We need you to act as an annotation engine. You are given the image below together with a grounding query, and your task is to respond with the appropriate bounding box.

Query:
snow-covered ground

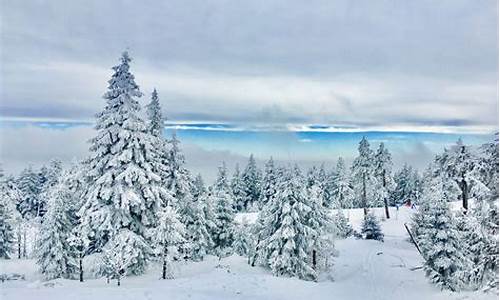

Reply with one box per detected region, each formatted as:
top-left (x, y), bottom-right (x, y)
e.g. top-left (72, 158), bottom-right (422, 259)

top-left (1, 205), bottom-right (496, 300)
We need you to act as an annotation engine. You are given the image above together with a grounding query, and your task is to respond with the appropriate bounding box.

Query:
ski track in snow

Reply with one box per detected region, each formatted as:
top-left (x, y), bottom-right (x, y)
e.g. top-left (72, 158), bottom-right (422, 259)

top-left (1, 205), bottom-right (497, 300)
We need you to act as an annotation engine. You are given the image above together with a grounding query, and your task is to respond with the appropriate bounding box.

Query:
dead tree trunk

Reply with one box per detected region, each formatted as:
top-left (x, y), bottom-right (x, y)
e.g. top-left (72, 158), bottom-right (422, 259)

top-left (404, 223), bottom-right (423, 258)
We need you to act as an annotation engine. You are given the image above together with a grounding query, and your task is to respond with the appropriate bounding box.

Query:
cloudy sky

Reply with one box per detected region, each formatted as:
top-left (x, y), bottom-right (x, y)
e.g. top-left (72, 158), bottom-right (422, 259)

top-left (0, 0), bottom-right (498, 179)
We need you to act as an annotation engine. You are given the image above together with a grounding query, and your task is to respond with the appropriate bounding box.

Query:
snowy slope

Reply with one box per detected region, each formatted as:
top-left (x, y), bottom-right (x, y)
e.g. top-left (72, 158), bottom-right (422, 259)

top-left (1, 205), bottom-right (496, 300)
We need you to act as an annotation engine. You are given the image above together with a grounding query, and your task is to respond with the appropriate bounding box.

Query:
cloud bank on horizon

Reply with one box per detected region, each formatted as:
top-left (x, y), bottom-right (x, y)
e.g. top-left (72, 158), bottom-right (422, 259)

top-left (1, 0), bottom-right (498, 133)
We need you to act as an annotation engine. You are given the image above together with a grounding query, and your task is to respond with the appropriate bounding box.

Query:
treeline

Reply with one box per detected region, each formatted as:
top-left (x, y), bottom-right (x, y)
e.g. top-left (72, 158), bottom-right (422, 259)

top-left (0, 52), bottom-right (497, 291)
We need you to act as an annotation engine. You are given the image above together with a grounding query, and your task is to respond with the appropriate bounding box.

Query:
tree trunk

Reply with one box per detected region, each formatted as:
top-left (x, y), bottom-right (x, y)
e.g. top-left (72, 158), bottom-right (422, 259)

top-left (312, 249), bottom-right (317, 270)
top-left (79, 256), bottom-right (83, 282)
top-left (162, 258), bottom-right (167, 280)
top-left (17, 231), bottom-right (21, 259)
top-left (461, 179), bottom-right (468, 213)
top-left (383, 170), bottom-right (390, 219)
top-left (362, 173), bottom-right (368, 217)
top-left (22, 229), bottom-right (27, 258)
top-left (117, 277), bottom-right (120, 286)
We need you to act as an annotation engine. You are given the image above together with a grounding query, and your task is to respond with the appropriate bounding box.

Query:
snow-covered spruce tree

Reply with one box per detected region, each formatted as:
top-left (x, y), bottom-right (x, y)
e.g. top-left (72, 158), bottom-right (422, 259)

top-left (231, 164), bottom-right (246, 212)
top-left (0, 181), bottom-right (15, 259)
top-left (351, 137), bottom-right (375, 216)
top-left (333, 210), bottom-right (353, 239)
top-left (191, 173), bottom-right (207, 202)
top-left (79, 52), bottom-right (166, 275)
top-left (241, 154), bottom-right (261, 211)
top-left (188, 199), bottom-right (213, 261)
top-left (417, 176), bottom-right (465, 291)
top-left (390, 164), bottom-right (417, 206)
top-left (211, 162), bottom-right (236, 258)
top-left (330, 157), bottom-right (354, 211)
top-left (263, 166), bottom-right (316, 280)
top-left (165, 133), bottom-right (195, 230)
top-left (146, 88), bottom-right (164, 138)
top-left (101, 229), bottom-right (152, 286)
top-left (374, 143), bottom-right (393, 219)
top-left (306, 183), bottom-right (335, 273)
top-left (36, 174), bottom-right (78, 280)
top-left (258, 157), bottom-right (278, 210)
top-left (435, 139), bottom-right (477, 212)
top-left (152, 206), bottom-right (185, 279)
top-left (16, 166), bottom-right (43, 219)
top-left (232, 218), bottom-right (253, 257)
top-left (457, 174), bottom-right (498, 290)
top-left (360, 213), bottom-right (384, 242)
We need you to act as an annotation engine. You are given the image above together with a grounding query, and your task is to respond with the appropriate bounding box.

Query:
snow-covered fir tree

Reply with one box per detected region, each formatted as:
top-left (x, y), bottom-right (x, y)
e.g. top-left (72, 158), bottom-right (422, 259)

top-left (188, 199), bottom-right (213, 261)
top-left (145, 88), bottom-right (164, 137)
top-left (374, 143), bottom-right (393, 219)
top-left (306, 183), bottom-right (335, 273)
top-left (260, 166), bottom-right (317, 280)
top-left (191, 173), bottom-right (206, 202)
top-left (351, 137), bottom-right (375, 216)
top-left (231, 164), bottom-right (246, 212)
top-left (435, 139), bottom-right (477, 212)
top-left (145, 89), bottom-right (170, 181)
top-left (165, 133), bottom-right (196, 239)
top-left (232, 218), bottom-right (253, 257)
top-left (360, 213), bottom-right (384, 242)
top-left (258, 157), bottom-right (278, 210)
top-left (101, 229), bottom-right (152, 286)
top-left (79, 52), bottom-right (167, 275)
top-left (390, 164), bottom-right (422, 206)
top-left (0, 178), bottom-right (15, 259)
top-left (241, 154), bottom-right (261, 211)
top-left (36, 174), bottom-right (78, 280)
top-left (16, 166), bottom-right (43, 219)
top-left (330, 157), bottom-right (354, 211)
top-left (211, 162), bottom-right (236, 257)
top-left (417, 175), bottom-right (464, 291)
top-left (333, 210), bottom-right (353, 239)
top-left (152, 206), bottom-right (185, 279)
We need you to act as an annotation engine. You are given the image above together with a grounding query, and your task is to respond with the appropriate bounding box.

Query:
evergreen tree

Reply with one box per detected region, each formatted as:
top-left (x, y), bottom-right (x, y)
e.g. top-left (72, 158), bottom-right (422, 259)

top-left (241, 154), bottom-right (261, 211)
top-left (390, 164), bottom-right (422, 206)
top-left (261, 166), bottom-right (316, 280)
top-left (16, 166), bottom-right (43, 219)
top-left (374, 143), bottom-right (393, 219)
top-left (417, 175), bottom-right (463, 291)
top-left (211, 162), bottom-right (236, 257)
top-left (330, 158), bottom-right (354, 210)
top-left (436, 139), bottom-right (477, 212)
top-left (233, 218), bottom-right (252, 257)
top-left (360, 213), bottom-right (384, 242)
top-left (145, 88), bottom-right (164, 137)
top-left (79, 52), bottom-right (166, 275)
top-left (306, 183), bottom-right (335, 272)
top-left (191, 174), bottom-right (206, 202)
top-left (351, 137), bottom-right (375, 216)
top-left (36, 175), bottom-right (78, 280)
top-left (258, 157), bottom-right (278, 210)
top-left (0, 181), bottom-right (15, 259)
top-left (231, 164), bottom-right (246, 212)
top-left (152, 206), bottom-right (185, 279)
top-left (333, 210), bottom-right (353, 239)
top-left (188, 200), bottom-right (213, 261)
